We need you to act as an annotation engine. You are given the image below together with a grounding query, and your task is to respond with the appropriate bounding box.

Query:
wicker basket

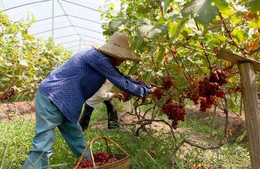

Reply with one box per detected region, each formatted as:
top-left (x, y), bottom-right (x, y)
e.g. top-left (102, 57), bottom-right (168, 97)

top-left (74, 136), bottom-right (130, 169)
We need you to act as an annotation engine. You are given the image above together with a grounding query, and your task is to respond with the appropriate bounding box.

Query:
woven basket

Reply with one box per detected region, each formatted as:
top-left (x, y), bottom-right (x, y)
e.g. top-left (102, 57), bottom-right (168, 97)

top-left (74, 136), bottom-right (130, 169)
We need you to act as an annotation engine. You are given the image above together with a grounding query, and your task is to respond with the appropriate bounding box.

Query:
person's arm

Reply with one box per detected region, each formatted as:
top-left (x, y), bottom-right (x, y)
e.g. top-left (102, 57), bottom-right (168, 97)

top-left (113, 67), bottom-right (148, 87)
top-left (95, 91), bottom-right (115, 100)
top-left (89, 57), bottom-right (152, 98)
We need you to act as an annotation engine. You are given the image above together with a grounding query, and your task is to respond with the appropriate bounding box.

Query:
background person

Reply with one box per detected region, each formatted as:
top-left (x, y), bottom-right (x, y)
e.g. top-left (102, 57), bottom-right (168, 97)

top-left (79, 80), bottom-right (122, 130)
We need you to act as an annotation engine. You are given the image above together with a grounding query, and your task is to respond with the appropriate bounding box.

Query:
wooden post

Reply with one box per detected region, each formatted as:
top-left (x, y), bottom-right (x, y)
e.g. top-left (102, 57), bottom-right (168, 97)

top-left (216, 49), bottom-right (260, 169)
top-left (238, 63), bottom-right (260, 169)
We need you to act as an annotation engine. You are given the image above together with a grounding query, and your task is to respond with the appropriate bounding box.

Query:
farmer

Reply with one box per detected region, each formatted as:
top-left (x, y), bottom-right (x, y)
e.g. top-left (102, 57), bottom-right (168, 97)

top-left (22, 32), bottom-right (158, 169)
top-left (79, 80), bottom-right (121, 130)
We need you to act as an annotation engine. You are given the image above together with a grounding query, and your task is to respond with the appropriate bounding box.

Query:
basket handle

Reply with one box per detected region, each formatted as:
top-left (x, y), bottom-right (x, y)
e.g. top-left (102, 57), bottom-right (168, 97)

top-left (74, 136), bottom-right (128, 169)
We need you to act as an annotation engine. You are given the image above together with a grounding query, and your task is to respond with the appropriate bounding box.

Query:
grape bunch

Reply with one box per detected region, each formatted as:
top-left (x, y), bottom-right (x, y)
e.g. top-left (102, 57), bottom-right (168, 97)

top-left (77, 152), bottom-right (118, 169)
top-left (120, 91), bottom-right (131, 102)
top-left (186, 86), bottom-right (200, 105)
top-left (152, 76), bottom-right (174, 100)
top-left (162, 76), bottom-right (174, 90)
top-left (77, 159), bottom-right (93, 168)
top-left (152, 87), bottom-right (165, 100)
top-left (0, 88), bottom-right (15, 102)
top-left (162, 99), bottom-right (186, 129)
top-left (198, 70), bottom-right (227, 112)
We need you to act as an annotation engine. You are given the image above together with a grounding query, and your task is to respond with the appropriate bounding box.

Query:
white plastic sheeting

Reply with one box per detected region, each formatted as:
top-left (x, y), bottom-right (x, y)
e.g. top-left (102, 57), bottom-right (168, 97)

top-left (0, 0), bottom-right (112, 53)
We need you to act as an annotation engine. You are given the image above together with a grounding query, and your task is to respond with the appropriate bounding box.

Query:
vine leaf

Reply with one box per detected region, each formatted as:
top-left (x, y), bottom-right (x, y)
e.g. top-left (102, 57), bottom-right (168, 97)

top-left (19, 60), bottom-right (29, 67)
top-left (212, 0), bottom-right (228, 11)
top-left (181, 0), bottom-right (219, 25)
top-left (249, 0), bottom-right (260, 13)
top-left (163, 0), bottom-right (171, 11)
top-left (139, 23), bottom-right (168, 39)
top-left (109, 19), bottom-right (124, 31)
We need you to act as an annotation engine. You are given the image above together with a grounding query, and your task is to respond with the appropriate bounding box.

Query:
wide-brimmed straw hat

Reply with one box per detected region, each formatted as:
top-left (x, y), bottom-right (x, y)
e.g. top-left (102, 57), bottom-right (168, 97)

top-left (92, 32), bottom-right (141, 62)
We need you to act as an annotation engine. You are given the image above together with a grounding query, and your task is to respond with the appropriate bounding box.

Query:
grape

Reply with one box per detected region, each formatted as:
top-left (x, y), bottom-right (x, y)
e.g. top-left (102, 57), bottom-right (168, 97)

top-left (153, 88), bottom-right (165, 100)
top-left (197, 69), bottom-right (227, 113)
top-left (162, 100), bottom-right (186, 129)
top-left (162, 76), bottom-right (174, 90)
top-left (0, 88), bottom-right (15, 102)
top-left (76, 152), bottom-right (118, 168)
top-left (171, 50), bottom-right (177, 56)
top-left (120, 91), bottom-right (131, 102)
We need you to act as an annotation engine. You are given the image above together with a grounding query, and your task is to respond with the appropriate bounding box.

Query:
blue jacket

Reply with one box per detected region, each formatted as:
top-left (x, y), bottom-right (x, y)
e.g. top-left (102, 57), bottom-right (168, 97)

top-left (39, 48), bottom-right (151, 123)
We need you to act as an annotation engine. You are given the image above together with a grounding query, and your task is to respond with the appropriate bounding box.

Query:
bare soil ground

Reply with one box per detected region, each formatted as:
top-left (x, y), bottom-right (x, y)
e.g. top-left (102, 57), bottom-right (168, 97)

top-left (0, 101), bottom-right (246, 142)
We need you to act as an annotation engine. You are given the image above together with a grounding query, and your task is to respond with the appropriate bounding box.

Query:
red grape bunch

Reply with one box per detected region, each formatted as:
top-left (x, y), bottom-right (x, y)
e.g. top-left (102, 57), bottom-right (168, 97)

top-left (76, 152), bottom-right (118, 169)
top-left (0, 88), bottom-right (15, 102)
top-left (162, 98), bottom-right (186, 129)
top-left (77, 159), bottom-right (93, 168)
top-left (162, 76), bottom-right (174, 90)
top-left (198, 70), bottom-right (227, 112)
top-left (152, 76), bottom-right (174, 100)
top-left (119, 91), bottom-right (131, 102)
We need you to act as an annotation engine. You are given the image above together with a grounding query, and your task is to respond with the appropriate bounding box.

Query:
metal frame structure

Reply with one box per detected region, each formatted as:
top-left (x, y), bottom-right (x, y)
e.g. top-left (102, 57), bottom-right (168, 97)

top-left (2, 0), bottom-right (106, 53)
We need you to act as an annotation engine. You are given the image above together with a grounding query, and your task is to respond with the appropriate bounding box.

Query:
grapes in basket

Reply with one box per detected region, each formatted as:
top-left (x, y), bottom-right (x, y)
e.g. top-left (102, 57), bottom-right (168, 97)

top-left (77, 152), bottom-right (118, 168)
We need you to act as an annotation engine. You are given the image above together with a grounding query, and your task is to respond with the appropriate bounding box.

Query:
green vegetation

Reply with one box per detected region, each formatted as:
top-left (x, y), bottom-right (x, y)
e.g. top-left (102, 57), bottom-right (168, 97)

top-left (0, 11), bottom-right (72, 102)
top-left (0, 104), bottom-right (250, 169)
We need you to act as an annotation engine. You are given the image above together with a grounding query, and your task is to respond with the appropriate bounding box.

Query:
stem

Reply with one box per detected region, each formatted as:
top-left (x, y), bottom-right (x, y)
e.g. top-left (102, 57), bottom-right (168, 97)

top-left (210, 105), bottom-right (217, 137)
top-left (170, 98), bottom-right (229, 169)
top-left (195, 20), bottom-right (212, 70)
top-left (159, 0), bottom-right (164, 17)
top-left (219, 13), bottom-right (249, 55)
top-left (171, 52), bottom-right (194, 83)
top-left (163, 61), bottom-right (171, 77)
top-left (151, 52), bottom-right (158, 72)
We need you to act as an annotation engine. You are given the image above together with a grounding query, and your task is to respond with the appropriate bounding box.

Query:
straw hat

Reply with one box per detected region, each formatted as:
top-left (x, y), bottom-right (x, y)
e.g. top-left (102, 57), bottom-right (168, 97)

top-left (92, 32), bottom-right (141, 62)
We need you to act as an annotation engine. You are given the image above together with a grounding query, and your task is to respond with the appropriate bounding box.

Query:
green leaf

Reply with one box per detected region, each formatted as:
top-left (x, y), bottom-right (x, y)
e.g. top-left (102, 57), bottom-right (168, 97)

top-left (128, 64), bottom-right (138, 74)
top-left (19, 60), bottom-right (29, 67)
top-left (139, 24), bottom-right (168, 39)
top-left (248, 19), bottom-right (260, 29)
top-left (182, 0), bottom-right (219, 25)
top-left (142, 70), bottom-right (152, 81)
top-left (109, 19), bottom-right (124, 31)
top-left (157, 47), bottom-right (165, 63)
top-left (228, 98), bottom-right (237, 110)
top-left (212, 0), bottom-right (228, 11)
top-left (249, 0), bottom-right (260, 13)
top-left (157, 17), bottom-right (167, 25)
top-left (163, 0), bottom-right (171, 11)
top-left (24, 34), bottom-right (35, 41)
top-left (169, 18), bottom-right (187, 42)
top-left (231, 28), bottom-right (246, 43)
top-left (5, 62), bottom-right (13, 66)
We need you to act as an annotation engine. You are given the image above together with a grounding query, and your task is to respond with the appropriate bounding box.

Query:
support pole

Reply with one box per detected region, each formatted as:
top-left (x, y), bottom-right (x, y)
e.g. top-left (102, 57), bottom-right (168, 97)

top-left (52, 0), bottom-right (55, 38)
top-left (238, 62), bottom-right (260, 169)
top-left (79, 40), bottom-right (81, 51)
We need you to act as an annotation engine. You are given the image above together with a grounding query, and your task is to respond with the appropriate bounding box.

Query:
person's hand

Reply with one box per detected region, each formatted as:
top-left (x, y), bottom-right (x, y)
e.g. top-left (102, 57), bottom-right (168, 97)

top-left (151, 87), bottom-right (160, 93)
top-left (113, 93), bottom-right (124, 100)
top-left (151, 87), bottom-right (165, 100)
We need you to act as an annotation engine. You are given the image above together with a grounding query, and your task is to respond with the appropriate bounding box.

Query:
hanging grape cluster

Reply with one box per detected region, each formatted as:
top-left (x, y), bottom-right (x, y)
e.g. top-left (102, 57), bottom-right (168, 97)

top-left (159, 77), bottom-right (185, 129)
top-left (198, 70), bottom-right (227, 112)
top-left (162, 98), bottom-right (186, 129)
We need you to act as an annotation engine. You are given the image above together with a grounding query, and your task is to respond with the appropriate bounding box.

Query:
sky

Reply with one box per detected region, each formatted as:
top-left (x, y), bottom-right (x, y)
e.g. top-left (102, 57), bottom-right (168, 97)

top-left (0, 0), bottom-right (120, 53)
